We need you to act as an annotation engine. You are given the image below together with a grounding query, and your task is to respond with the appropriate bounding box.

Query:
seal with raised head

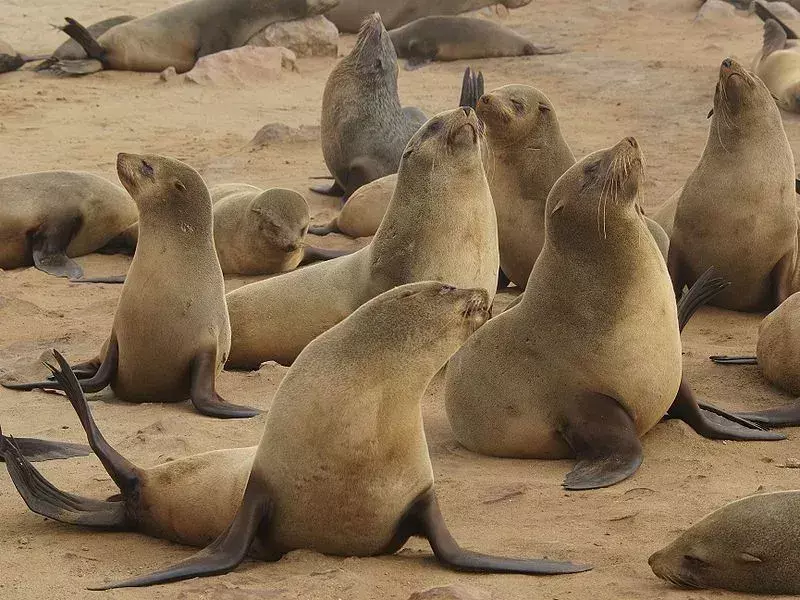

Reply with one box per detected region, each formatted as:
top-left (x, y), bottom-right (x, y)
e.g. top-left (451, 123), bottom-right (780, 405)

top-left (666, 58), bottom-right (797, 311)
top-left (389, 16), bottom-right (563, 69)
top-left (227, 106), bottom-right (498, 369)
top-left (52, 0), bottom-right (336, 74)
top-left (312, 12), bottom-right (427, 199)
top-left (476, 84), bottom-right (575, 290)
top-left (0, 171), bottom-right (137, 279)
top-left (2, 154), bottom-right (258, 419)
top-left (0, 285), bottom-right (590, 589)
top-left (650, 490), bottom-right (800, 594)
top-left (444, 138), bottom-right (782, 491)
top-left (752, 16), bottom-right (800, 112)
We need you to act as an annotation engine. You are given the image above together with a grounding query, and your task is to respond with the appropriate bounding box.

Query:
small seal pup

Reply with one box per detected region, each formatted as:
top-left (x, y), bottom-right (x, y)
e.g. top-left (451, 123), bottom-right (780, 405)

top-left (227, 106), bottom-right (498, 369)
top-left (389, 16), bottom-right (563, 69)
top-left (476, 84), bottom-right (575, 290)
top-left (0, 171), bottom-right (138, 279)
top-left (313, 12), bottom-right (427, 199)
top-left (0, 285), bottom-right (590, 589)
top-left (752, 17), bottom-right (800, 112)
top-left (650, 490), bottom-right (800, 594)
top-left (52, 0), bottom-right (337, 74)
top-left (666, 58), bottom-right (797, 311)
top-left (3, 154), bottom-right (258, 419)
top-left (444, 138), bottom-right (782, 491)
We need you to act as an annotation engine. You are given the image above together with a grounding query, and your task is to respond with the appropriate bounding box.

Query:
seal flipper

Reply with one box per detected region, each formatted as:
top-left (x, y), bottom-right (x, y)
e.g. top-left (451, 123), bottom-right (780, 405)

top-left (307, 220), bottom-right (341, 236)
top-left (90, 474), bottom-right (275, 590)
top-left (710, 355), bottom-right (758, 365)
top-left (309, 180), bottom-right (345, 197)
top-left (300, 246), bottom-right (351, 264)
top-left (190, 350), bottom-right (260, 419)
top-left (69, 275), bottom-right (127, 284)
top-left (754, 2), bottom-right (799, 40)
top-left (560, 392), bottom-right (643, 490)
top-left (9, 437), bottom-right (91, 462)
top-left (50, 59), bottom-right (103, 76)
top-left (60, 18), bottom-right (106, 62)
top-left (676, 267), bottom-right (728, 333)
top-left (762, 19), bottom-right (789, 59)
top-left (731, 404), bottom-right (800, 428)
top-left (30, 215), bottom-right (83, 279)
top-left (399, 490), bottom-right (591, 574)
top-left (342, 157), bottom-right (381, 200)
top-left (459, 67), bottom-right (484, 110)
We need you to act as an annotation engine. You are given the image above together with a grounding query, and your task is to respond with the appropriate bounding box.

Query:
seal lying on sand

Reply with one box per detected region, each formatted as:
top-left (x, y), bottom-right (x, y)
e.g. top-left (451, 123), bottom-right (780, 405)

top-left (34, 15), bottom-right (135, 71)
top-left (444, 138), bottom-right (782, 491)
top-left (2, 154), bottom-right (258, 419)
top-left (0, 285), bottom-right (590, 589)
top-left (52, 0), bottom-right (336, 74)
top-left (0, 171), bottom-right (137, 279)
top-left (389, 16), bottom-right (563, 69)
top-left (650, 490), bottom-right (800, 594)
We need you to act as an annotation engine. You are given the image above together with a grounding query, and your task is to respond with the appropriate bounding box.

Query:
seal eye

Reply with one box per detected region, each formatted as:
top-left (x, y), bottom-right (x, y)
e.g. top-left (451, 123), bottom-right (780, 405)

top-left (538, 102), bottom-right (551, 113)
top-left (683, 555), bottom-right (707, 568)
top-left (140, 161), bottom-right (154, 177)
top-left (428, 120), bottom-right (443, 133)
top-left (510, 99), bottom-right (525, 113)
top-left (174, 180), bottom-right (186, 193)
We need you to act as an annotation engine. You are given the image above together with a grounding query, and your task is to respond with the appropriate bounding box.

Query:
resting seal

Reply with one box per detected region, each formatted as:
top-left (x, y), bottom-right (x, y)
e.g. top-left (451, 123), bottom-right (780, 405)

top-left (753, 16), bottom-right (800, 112)
top-left (3, 154), bottom-right (258, 419)
top-left (0, 284), bottom-right (590, 589)
top-left (227, 106), bottom-right (498, 368)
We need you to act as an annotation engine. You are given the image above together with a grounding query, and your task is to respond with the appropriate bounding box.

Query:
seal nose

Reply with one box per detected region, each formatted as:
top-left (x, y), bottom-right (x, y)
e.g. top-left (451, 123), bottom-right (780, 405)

top-left (462, 106), bottom-right (472, 117)
top-left (721, 58), bottom-right (732, 69)
top-left (625, 136), bottom-right (638, 148)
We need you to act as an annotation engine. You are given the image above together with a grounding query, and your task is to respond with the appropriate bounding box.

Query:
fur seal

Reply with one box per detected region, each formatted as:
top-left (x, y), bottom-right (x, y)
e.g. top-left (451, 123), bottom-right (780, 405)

top-left (443, 138), bottom-right (782, 491)
top-left (313, 13), bottom-right (427, 199)
top-left (0, 39), bottom-right (25, 73)
top-left (326, 0), bottom-right (533, 33)
top-left (34, 15), bottom-right (136, 71)
top-left (227, 106), bottom-right (499, 369)
top-left (389, 16), bottom-right (563, 69)
top-left (666, 58), bottom-right (797, 311)
top-left (476, 84), bottom-right (575, 290)
top-left (0, 285), bottom-right (590, 589)
top-left (309, 173), bottom-right (397, 237)
top-left (752, 16), bottom-right (800, 112)
top-left (2, 154), bottom-right (258, 419)
top-left (53, 0), bottom-right (336, 74)
top-left (0, 171), bottom-right (137, 279)
top-left (650, 490), bottom-right (800, 594)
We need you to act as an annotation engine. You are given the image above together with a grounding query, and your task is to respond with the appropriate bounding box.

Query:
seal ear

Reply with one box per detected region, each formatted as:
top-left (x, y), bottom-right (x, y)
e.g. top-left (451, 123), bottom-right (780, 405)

top-left (174, 181), bottom-right (186, 192)
top-left (707, 108), bottom-right (714, 119)
top-left (739, 552), bottom-right (763, 563)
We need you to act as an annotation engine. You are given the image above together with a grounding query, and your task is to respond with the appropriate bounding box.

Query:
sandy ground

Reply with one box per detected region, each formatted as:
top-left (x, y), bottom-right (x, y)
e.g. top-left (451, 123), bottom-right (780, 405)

top-left (2, 0), bottom-right (800, 598)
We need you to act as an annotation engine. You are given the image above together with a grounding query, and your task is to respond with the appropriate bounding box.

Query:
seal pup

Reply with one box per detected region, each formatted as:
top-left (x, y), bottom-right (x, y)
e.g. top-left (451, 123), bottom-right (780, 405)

top-left (650, 490), bottom-right (800, 594)
top-left (34, 15), bottom-right (135, 71)
top-left (0, 171), bottom-right (138, 279)
top-left (0, 286), bottom-right (590, 589)
top-left (476, 84), bottom-right (575, 290)
top-left (313, 12), bottom-right (429, 199)
top-left (667, 58), bottom-right (797, 311)
top-left (227, 106), bottom-right (498, 369)
top-left (52, 0), bottom-right (337, 74)
top-left (3, 154), bottom-right (258, 419)
top-left (389, 16), bottom-right (563, 69)
top-left (752, 17), bottom-right (800, 112)
top-left (444, 138), bottom-right (782, 491)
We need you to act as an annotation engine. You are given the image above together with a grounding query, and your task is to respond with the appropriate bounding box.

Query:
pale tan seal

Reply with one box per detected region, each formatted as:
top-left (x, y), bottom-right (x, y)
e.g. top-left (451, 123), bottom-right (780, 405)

top-left (3, 154), bottom-right (258, 418)
top-left (227, 106), bottom-right (499, 369)
top-left (53, 0), bottom-right (336, 74)
top-left (309, 173), bottom-right (398, 237)
top-left (476, 84), bottom-right (575, 290)
top-left (0, 286), bottom-right (590, 589)
top-left (667, 58), bottom-right (797, 311)
top-left (650, 490), bottom-right (800, 594)
top-left (753, 16), bottom-right (800, 112)
top-left (0, 171), bottom-right (137, 279)
top-left (444, 138), bottom-right (782, 491)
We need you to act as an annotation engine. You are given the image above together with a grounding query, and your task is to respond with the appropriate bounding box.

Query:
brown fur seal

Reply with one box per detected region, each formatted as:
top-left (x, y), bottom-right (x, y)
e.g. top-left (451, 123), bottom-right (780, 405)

top-left (0, 286), bottom-right (590, 589)
top-left (476, 84), bottom-right (575, 290)
top-left (389, 16), bottom-right (563, 69)
top-left (327, 0), bottom-right (532, 33)
top-left (650, 490), bottom-right (800, 594)
top-left (667, 58), bottom-right (797, 311)
top-left (313, 13), bottom-right (427, 199)
top-left (53, 0), bottom-right (336, 74)
top-left (34, 15), bottom-right (136, 71)
top-left (0, 171), bottom-right (137, 279)
top-left (444, 138), bottom-right (782, 491)
top-left (227, 106), bottom-right (498, 369)
top-left (753, 16), bottom-right (800, 112)
top-left (2, 154), bottom-right (257, 419)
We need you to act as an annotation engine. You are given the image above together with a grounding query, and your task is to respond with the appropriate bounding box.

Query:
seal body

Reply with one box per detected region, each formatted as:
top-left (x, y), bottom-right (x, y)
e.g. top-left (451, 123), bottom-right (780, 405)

top-left (755, 291), bottom-right (800, 395)
top-left (650, 491), bottom-right (800, 594)
top-left (227, 107), bottom-right (498, 368)
top-left (667, 58), bottom-right (797, 311)
top-left (309, 173), bottom-right (397, 238)
top-left (0, 171), bottom-right (137, 275)
top-left (753, 18), bottom-right (800, 112)
top-left (476, 85), bottom-right (575, 289)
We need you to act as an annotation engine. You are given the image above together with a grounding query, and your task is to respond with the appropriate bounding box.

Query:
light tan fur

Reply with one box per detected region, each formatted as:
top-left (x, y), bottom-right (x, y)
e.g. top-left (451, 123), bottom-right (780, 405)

top-left (755, 291), bottom-right (800, 395)
top-left (312, 173), bottom-right (398, 238)
top-left (444, 138), bottom-right (682, 457)
top-left (651, 186), bottom-right (681, 238)
top-left (644, 215), bottom-right (670, 261)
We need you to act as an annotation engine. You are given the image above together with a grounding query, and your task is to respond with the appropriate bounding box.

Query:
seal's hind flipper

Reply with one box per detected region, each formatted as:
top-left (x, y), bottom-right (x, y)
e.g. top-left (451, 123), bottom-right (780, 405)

top-left (710, 355), bottom-right (758, 365)
top-left (762, 19), bottom-right (789, 59)
top-left (50, 58), bottom-right (103, 75)
top-left (676, 266), bottom-right (730, 332)
top-left (307, 220), bottom-right (339, 236)
top-left (189, 350), bottom-right (260, 419)
top-left (10, 437), bottom-right (90, 462)
top-left (561, 392), bottom-right (643, 490)
top-left (0, 432), bottom-right (127, 528)
top-left (459, 67), bottom-right (484, 110)
top-left (525, 44), bottom-right (568, 56)
top-left (400, 490), bottom-right (591, 574)
top-left (300, 246), bottom-right (351, 264)
top-left (69, 275), bottom-right (127, 284)
top-left (90, 474), bottom-right (275, 589)
top-left (754, 1), bottom-right (798, 39)
top-left (31, 216), bottom-right (83, 279)
top-left (309, 180), bottom-right (345, 197)
top-left (60, 18), bottom-right (106, 61)
top-left (729, 404), bottom-right (800, 428)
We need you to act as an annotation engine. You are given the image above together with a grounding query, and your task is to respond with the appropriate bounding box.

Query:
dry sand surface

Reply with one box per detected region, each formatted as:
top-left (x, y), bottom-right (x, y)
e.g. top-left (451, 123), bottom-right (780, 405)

top-left (1, 0), bottom-right (800, 598)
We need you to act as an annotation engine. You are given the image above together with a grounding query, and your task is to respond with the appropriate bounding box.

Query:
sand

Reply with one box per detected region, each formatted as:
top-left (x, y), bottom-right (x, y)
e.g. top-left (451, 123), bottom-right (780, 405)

top-left (1, 0), bottom-right (799, 598)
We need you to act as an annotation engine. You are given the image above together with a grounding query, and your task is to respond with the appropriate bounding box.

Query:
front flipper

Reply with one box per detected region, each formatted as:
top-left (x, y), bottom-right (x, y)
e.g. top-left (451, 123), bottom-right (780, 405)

top-left (10, 437), bottom-right (90, 462)
top-left (90, 474), bottom-right (274, 589)
top-left (190, 350), bottom-right (260, 418)
top-left (31, 216), bottom-right (83, 279)
top-left (309, 179), bottom-right (344, 197)
top-left (398, 489), bottom-right (591, 574)
top-left (709, 355), bottom-right (758, 365)
top-left (300, 246), bottom-right (351, 265)
top-left (560, 392), bottom-right (643, 490)
top-left (667, 377), bottom-right (784, 441)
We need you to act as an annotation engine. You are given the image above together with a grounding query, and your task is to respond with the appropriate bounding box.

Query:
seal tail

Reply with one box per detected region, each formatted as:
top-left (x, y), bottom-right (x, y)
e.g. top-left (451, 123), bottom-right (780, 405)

top-left (60, 17), bottom-right (106, 62)
top-left (676, 266), bottom-right (730, 333)
top-left (459, 67), bottom-right (484, 110)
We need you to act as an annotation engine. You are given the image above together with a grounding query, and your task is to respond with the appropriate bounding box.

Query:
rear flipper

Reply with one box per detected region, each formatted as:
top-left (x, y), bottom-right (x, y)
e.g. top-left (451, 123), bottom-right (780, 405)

top-left (60, 18), bottom-right (106, 61)
top-left (189, 350), bottom-right (260, 419)
top-left (525, 44), bottom-right (568, 55)
top-left (309, 179), bottom-right (345, 197)
top-left (729, 404), bottom-right (800, 428)
top-left (50, 59), bottom-right (104, 76)
top-left (459, 67), bottom-right (484, 110)
top-left (399, 490), bottom-right (591, 574)
top-left (9, 437), bottom-right (90, 462)
top-left (709, 355), bottom-right (758, 365)
top-left (754, 1), bottom-right (799, 39)
top-left (300, 246), bottom-right (351, 264)
top-left (0, 432), bottom-right (127, 528)
top-left (69, 275), bottom-right (127, 284)
top-left (307, 220), bottom-right (340, 236)
top-left (30, 216), bottom-right (84, 279)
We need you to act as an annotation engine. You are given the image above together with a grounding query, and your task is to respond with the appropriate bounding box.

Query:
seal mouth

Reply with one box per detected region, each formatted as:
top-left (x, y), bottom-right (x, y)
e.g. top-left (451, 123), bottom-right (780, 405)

top-left (352, 12), bottom-right (385, 58)
top-left (116, 153), bottom-right (139, 191)
top-left (449, 108), bottom-right (480, 146)
top-left (461, 289), bottom-right (491, 332)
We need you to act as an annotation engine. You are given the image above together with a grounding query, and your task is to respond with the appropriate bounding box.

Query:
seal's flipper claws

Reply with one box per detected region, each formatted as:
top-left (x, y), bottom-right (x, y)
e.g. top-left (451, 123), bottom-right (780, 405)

top-left (710, 355), bottom-right (758, 365)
